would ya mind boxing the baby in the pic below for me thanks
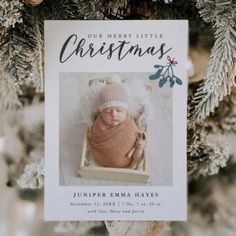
[88,82,138,168]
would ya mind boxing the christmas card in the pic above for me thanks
[44,20,188,221]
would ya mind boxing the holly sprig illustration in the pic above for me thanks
[149,56,183,88]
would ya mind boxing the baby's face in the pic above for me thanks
[101,107,127,126]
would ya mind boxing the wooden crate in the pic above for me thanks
[78,128,149,183]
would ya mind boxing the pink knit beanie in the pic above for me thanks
[98,83,128,111]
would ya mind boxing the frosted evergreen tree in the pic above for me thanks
[0,1,236,236]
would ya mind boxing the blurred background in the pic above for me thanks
[0,0,236,235]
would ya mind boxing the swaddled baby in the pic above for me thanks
[88,83,137,168]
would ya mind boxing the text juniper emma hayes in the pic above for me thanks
[73,192,159,198]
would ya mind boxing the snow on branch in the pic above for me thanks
[190,0,236,121]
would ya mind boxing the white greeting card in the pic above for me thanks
[45,20,188,220]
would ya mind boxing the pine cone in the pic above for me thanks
[22,0,43,6]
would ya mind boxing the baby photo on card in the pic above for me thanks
[45,20,188,221]
[59,72,172,186]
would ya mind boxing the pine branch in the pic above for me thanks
[75,0,106,19]
[0,0,23,31]
[188,142,230,179]
[187,123,230,180]
[0,0,85,89]
[42,0,83,20]
[0,73,22,112]
[29,6,45,92]
[204,86,236,133]
[31,24,44,92]
[0,6,37,85]
[189,0,236,122]
[17,159,44,189]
